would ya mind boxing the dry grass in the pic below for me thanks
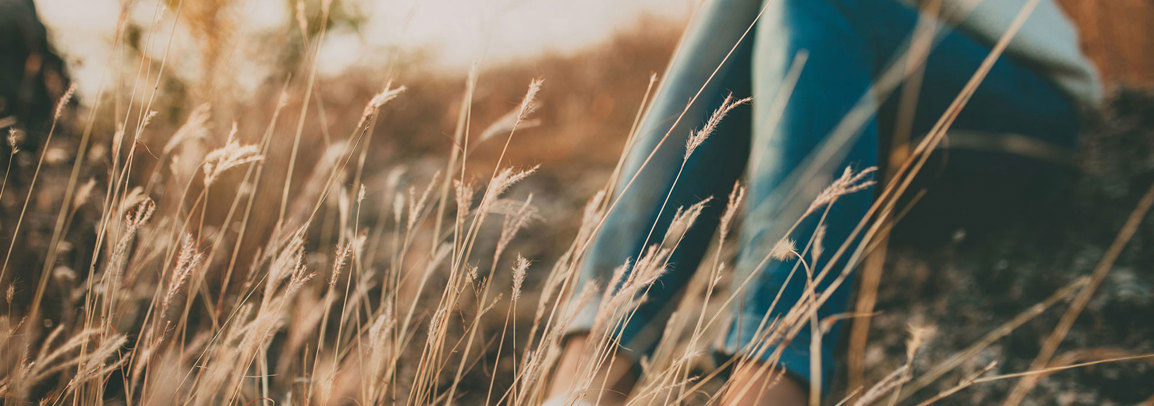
[1,0,1152,405]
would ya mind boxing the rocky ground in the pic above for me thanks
[866,89,1154,405]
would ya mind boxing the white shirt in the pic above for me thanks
[901,0,1103,106]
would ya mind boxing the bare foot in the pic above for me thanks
[721,362,808,406]
[546,334,638,406]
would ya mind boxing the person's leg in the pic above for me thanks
[548,0,762,402]
[721,0,1083,403]
[866,1,1082,237]
[722,0,880,402]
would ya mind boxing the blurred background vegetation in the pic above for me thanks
[3,0,1154,403]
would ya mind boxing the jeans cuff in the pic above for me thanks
[718,312,836,394]
[559,298,651,378]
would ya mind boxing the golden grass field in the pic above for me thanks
[2,0,1154,404]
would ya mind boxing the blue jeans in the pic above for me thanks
[567,0,1081,390]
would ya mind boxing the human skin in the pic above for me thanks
[720,362,808,406]
[547,334,807,406]
[547,334,636,406]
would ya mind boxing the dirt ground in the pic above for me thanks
[864,88,1154,404]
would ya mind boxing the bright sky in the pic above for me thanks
[362,0,694,67]
[35,0,695,97]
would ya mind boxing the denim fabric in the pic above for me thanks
[566,0,1082,391]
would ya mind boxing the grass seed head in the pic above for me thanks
[685,93,751,159]
[719,181,746,240]
[125,198,156,229]
[512,255,529,301]
[516,78,545,125]
[663,197,713,248]
[162,235,202,315]
[7,128,22,153]
[807,166,877,215]
[358,81,406,128]
[770,238,796,261]
[53,84,76,121]
[201,122,262,186]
